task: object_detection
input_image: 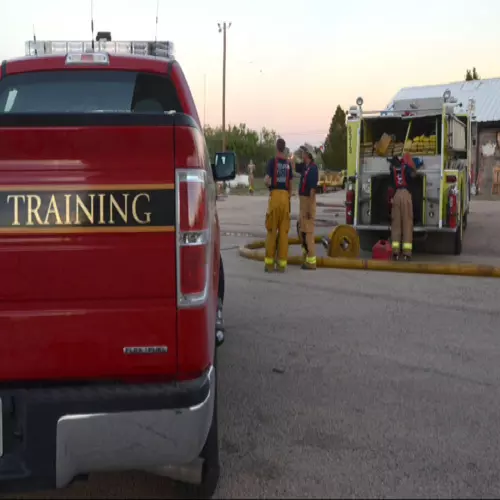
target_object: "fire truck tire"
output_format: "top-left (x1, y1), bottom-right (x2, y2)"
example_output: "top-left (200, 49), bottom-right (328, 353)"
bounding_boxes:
top-left (454, 214), bottom-right (463, 256)
top-left (175, 354), bottom-right (220, 499)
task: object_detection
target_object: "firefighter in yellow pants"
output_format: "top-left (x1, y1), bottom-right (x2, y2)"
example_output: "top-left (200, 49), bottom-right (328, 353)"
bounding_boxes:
top-left (388, 154), bottom-right (418, 261)
top-left (296, 146), bottom-right (319, 270)
top-left (264, 138), bottom-right (293, 273)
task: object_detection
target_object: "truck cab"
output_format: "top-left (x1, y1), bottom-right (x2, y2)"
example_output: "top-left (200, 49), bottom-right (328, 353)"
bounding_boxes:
top-left (345, 92), bottom-right (474, 255)
top-left (0, 36), bottom-right (235, 496)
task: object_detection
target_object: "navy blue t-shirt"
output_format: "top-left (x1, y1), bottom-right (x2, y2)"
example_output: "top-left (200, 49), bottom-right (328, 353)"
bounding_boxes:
top-left (266, 157), bottom-right (293, 191)
top-left (390, 164), bottom-right (415, 190)
top-left (298, 163), bottom-right (319, 196)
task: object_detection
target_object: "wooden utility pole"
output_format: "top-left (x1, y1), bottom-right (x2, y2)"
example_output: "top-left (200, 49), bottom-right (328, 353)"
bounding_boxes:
top-left (219, 22), bottom-right (231, 151)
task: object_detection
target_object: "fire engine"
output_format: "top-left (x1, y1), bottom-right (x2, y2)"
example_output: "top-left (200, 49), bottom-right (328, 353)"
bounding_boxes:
top-left (345, 92), bottom-right (474, 255)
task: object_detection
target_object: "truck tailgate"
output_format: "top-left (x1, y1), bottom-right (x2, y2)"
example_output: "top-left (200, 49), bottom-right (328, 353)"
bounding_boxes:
top-left (0, 125), bottom-right (178, 382)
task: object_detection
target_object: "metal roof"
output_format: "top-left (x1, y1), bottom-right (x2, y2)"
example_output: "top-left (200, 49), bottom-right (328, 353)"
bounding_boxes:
top-left (386, 78), bottom-right (500, 123)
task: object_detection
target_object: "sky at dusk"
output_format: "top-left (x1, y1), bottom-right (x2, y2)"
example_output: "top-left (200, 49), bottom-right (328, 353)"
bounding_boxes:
top-left (1, 0), bottom-right (500, 148)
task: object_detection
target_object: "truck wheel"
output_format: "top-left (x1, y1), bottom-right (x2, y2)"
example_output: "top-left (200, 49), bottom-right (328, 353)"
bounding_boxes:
top-left (176, 357), bottom-right (220, 499)
top-left (218, 256), bottom-right (225, 304)
top-left (454, 214), bottom-right (463, 256)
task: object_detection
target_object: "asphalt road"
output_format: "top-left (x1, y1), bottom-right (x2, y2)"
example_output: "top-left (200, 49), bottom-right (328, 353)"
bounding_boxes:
top-left (10, 194), bottom-right (500, 499)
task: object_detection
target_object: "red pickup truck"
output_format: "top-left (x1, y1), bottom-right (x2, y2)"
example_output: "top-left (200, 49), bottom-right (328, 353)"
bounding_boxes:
top-left (0, 37), bottom-right (235, 497)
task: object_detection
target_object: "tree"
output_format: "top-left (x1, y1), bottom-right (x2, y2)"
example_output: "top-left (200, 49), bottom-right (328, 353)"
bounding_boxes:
top-left (204, 123), bottom-right (281, 177)
top-left (321, 105), bottom-right (347, 171)
top-left (465, 67), bottom-right (480, 81)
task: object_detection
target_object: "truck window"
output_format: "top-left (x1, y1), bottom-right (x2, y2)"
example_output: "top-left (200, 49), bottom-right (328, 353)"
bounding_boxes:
top-left (0, 70), bottom-right (182, 114)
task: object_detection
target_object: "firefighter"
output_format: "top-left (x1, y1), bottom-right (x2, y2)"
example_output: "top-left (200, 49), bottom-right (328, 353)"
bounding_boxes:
top-left (264, 138), bottom-right (293, 273)
top-left (248, 160), bottom-right (256, 194)
top-left (388, 154), bottom-right (419, 261)
top-left (297, 146), bottom-right (319, 270)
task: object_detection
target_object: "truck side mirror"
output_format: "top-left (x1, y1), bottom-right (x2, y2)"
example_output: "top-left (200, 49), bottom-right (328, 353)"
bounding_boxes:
top-left (212, 151), bottom-right (237, 181)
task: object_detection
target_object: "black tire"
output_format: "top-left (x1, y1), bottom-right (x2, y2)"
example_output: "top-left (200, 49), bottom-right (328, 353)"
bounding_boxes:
top-left (218, 256), bottom-right (225, 304)
top-left (175, 357), bottom-right (220, 499)
top-left (454, 214), bottom-right (463, 256)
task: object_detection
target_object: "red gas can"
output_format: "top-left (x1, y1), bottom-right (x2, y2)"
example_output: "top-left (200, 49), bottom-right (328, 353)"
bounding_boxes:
top-left (372, 240), bottom-right (393, 261)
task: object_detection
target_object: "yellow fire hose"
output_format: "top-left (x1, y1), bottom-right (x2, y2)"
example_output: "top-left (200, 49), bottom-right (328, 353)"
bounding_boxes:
top-left (240, 225), bottom-right (500, 279)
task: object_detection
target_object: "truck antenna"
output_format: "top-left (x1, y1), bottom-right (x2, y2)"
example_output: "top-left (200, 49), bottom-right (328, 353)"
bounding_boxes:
top-left (32, 24), bottom-right (38, 56)
top-left (154, 0), bottom-right (160, 45)
top-left (91, 0), bottom-right (95, 50)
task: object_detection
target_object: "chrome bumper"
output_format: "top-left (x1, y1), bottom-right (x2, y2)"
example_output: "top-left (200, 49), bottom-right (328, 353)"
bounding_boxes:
top-left (55, 366), bottom-right (215, 488)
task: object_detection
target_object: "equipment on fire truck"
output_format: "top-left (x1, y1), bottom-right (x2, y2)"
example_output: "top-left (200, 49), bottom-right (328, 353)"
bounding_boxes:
top-left (375, 133), bottom-right (392, 156)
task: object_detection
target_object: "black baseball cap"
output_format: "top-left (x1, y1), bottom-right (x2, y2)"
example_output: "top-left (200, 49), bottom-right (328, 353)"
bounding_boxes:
top-left (300, 145), bottom-right (313, 160)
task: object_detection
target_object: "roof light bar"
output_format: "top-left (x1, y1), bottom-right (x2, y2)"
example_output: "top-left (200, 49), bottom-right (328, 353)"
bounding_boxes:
top-left (25, 40), bottom-right (175, 59)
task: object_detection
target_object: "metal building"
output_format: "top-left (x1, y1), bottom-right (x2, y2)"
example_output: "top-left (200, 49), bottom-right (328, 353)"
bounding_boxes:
top-left (387, 78), bottom-right (500, 197)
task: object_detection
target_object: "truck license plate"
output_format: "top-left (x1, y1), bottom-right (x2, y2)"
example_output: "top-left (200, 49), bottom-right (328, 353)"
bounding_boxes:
top-left (0, 398), bottom-right (3, 457)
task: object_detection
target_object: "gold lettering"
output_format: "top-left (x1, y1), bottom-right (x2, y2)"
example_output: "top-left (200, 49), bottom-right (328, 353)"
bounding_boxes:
top-left (75, 194), bottom-right (95, 225)
top-left (27, 195), bottom-right (43, 226)
top-left (109, 193), bottom-right (129, 224)
top-left (98, 193), bottom-right (106, 224)
top-left (7, 195), bottom-right (26, 226)
top-left (131, 193), bottom-right (151, 224)
top-left (64, 194), bottom-right (72, 224)
top-left (44, 195), bottom-right (63, 225)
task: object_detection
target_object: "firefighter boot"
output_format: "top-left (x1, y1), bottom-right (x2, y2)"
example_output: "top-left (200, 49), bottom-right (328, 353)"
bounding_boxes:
top-left (301, 232), bottom-right (308, 263)
top-left (301, 257), bottom-right (317, 270)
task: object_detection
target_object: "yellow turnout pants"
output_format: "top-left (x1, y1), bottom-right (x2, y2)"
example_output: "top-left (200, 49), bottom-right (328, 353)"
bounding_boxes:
top-left (299, 195), bottom-right (316, 268)
top-left (265, 190), bottom-right (291, 269)
top-left (391, 188), bottom-right (413, 256)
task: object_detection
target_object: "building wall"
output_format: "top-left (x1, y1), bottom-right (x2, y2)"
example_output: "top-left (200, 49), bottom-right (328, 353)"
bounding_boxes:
top-left (477, 125), bottom-right (500, 198)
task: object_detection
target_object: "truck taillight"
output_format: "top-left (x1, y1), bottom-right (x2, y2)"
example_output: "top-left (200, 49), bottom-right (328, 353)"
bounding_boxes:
top-left (176, 169), bottom-right (210, 307)
top-left (345, 185), bottom-right (355, 225)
